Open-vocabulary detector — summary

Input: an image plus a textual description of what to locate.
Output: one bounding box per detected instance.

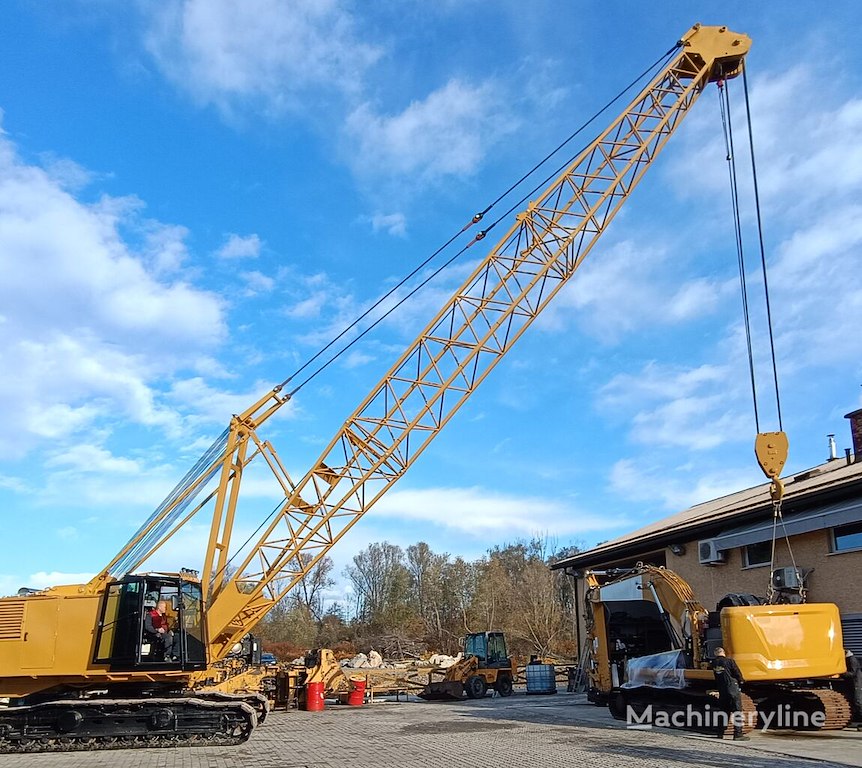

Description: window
[742,541,771,568]
[832,521,862,553]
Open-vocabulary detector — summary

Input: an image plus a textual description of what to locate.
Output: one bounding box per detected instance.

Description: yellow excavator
[1,24,758,752]
[420,632,516,700]
[584,565,854,734]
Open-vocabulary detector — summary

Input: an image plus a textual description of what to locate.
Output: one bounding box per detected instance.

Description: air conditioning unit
[771,566,804,590]
[698,540,726,565]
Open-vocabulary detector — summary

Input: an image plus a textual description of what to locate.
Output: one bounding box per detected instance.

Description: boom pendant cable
[278,46,681,396]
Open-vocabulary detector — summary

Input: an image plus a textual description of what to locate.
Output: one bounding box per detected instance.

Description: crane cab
[93,574,208,671]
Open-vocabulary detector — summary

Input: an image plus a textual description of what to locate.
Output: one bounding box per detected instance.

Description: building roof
[551,455,862,571]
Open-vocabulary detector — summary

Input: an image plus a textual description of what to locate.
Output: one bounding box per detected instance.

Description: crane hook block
[754,431,788,480]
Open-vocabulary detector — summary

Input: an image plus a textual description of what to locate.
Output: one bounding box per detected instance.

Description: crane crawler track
[194,690,270,724]
[0,697,257,753]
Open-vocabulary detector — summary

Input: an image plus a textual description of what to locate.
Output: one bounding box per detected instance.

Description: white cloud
[37,152,103,192]
[668,66,862,221]
[241,270,275,294]
[345,79,515,183]
[599,362,750,452]
[22,572,96,591]
[610,458,759,512]
[538,240,729,343]
[168,377,294,425]
[0,475,28,493]
[215,233,262,259]
[141,4,520,186]
[769,204,862,370]
[142,221,190,274]
[0,119,227,457]
[285,291,330,320]
[342,350,374,369]
[143,0,380,115]
[372,486,628,539]
[46,444,142,475]
[600,363,731,410]
[369,212,407,238]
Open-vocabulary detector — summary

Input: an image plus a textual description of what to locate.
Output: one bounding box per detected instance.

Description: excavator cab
[93,574,207,671]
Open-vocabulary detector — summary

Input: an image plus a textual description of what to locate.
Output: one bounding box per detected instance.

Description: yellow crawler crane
[584,565,854,734]
[1,24,756,751]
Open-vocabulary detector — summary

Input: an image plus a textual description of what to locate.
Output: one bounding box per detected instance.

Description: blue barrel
[525,664,557,694]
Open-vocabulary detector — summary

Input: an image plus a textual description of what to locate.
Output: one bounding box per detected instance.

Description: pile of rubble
[340,650,463,671]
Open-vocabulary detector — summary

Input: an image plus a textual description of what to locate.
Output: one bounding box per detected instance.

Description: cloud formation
[0,123,226,457]
[216,233,262,260]
[346,79,514,183]
[372,485,628,539]
[143,0,380,115]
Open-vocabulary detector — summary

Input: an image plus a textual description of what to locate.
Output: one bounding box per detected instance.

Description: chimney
[828,434,837,460]
[846,409,862,462]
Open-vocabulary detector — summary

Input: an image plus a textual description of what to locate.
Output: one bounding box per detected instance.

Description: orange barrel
[304,681,325,711]
[347,677,366,706]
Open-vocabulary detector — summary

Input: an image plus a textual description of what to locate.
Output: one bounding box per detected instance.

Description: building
[552,409,862,654]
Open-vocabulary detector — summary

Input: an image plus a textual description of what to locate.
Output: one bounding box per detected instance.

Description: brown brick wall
[572,529,862,649]
[669,529,862,613]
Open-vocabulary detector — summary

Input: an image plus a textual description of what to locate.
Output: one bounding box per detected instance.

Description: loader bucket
[418,680,465,701]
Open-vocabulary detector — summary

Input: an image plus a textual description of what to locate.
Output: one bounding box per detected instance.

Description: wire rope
[742,63,783,431]
[279,45,681,396]
[718,75,760,433]
[720,67,797,602]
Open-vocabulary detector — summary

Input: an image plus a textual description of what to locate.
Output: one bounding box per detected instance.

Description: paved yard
[2,692,860,768]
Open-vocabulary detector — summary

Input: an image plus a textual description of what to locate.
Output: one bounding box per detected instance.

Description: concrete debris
[343,653,369,668]
[428,653,462,668]
[341,650,403,669]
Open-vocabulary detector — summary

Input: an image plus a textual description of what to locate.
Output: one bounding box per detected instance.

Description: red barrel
[304,681,325,711]
[347,677,366,706]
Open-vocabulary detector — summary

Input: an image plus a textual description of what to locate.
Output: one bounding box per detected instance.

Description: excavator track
[757,688,852,731]
[611,688,757,735]
[0,697,257,753]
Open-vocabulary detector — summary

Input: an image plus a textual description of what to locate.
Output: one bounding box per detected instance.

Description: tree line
[259,538,581,659]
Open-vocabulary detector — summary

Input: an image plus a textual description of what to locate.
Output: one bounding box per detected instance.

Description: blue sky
[1,1,861,603]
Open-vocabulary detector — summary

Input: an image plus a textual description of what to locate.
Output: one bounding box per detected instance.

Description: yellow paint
[722,603,846,681]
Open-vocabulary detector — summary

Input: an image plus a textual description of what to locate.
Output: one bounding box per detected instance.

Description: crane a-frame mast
[93,24,752,660]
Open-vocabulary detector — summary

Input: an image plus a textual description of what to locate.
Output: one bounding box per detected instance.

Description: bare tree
[344,542,413,632]
[406,542,448,645]
[294,554,335,621]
